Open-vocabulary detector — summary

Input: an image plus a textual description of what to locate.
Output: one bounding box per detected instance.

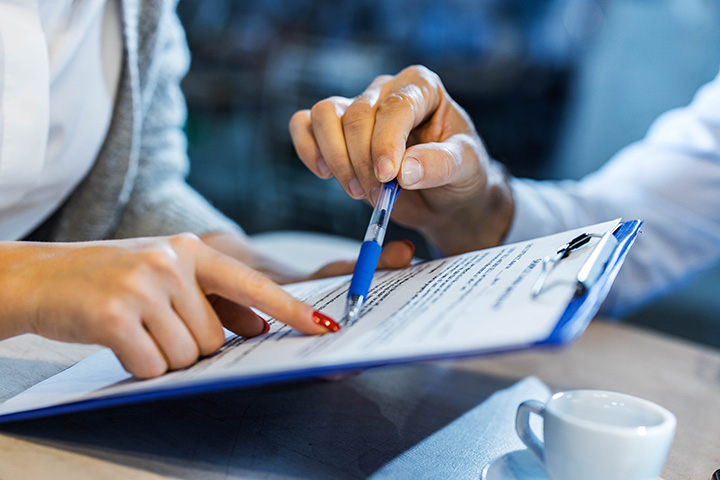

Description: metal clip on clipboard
[532,228,619,297]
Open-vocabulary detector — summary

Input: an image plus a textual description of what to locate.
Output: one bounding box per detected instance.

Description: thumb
[398,133,482,190]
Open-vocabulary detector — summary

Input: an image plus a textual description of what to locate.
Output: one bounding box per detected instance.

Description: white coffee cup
[515,390,676,480]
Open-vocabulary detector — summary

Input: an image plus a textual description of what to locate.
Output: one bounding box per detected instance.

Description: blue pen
[344,180,401,326]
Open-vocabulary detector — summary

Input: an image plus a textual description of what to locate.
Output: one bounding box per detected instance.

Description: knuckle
[134,359,168,379]
[402,64,425,75]
[210,329,226,351]
[373,73,393,85]
[310,97,342,120]
[115,263,159,301]
[169,232,201,250]
[141,247,177,273]
[383,90,413,108]
[403,64,437,83]
[382,84,424,111]
[200,328,225,356]
[341,102,372,133]
[94,297,135,339]
[289,109,309,130]
[378,90,419,119]
[396,65,441,102]
[171,343,200,371]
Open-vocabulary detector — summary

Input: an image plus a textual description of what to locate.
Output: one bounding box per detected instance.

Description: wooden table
[0,320,717,479]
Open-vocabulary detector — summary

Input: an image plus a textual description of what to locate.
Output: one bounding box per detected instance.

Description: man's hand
[289,65,514,255]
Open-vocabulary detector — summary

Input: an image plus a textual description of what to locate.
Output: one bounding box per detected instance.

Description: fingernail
[316,157,331,177]
[260,319,271,335]
[401,157,423,186]
[376,156,395,182]
[348,178,365,199]
[370,186,380,205]
[400,239,416,257]
[312,310,341,332]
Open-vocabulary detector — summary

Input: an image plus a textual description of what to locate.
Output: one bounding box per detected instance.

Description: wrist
[0,243,44,339]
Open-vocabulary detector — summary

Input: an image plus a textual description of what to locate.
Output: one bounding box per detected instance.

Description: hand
[307,239,416,280]
[289,65,514,255]
[0,234,338,378]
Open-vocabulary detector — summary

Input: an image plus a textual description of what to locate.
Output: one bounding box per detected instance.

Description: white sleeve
[504,68,720,315]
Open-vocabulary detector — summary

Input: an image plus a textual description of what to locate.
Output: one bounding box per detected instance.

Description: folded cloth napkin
[370,376,551,479]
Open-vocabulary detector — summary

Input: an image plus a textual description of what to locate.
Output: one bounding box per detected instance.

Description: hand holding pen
[289,65,513,258]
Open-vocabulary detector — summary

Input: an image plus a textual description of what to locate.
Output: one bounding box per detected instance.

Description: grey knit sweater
[31,0,240,242]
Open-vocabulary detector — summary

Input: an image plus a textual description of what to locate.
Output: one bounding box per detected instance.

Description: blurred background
[176,0,720,347]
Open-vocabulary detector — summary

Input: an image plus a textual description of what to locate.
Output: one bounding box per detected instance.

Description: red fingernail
[312,310,341,332]
[260,319,271,335]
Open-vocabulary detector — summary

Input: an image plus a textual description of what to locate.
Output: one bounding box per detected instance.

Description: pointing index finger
[194,243,339,335]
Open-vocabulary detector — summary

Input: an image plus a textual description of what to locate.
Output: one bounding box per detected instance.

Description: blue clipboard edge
[0,220,642,425]
[538,219,642,346]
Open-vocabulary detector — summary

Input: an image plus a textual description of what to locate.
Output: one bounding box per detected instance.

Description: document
[0,219,635,422]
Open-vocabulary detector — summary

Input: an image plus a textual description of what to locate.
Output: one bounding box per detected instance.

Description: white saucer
[481,449,547,480]
[481,449,664,480]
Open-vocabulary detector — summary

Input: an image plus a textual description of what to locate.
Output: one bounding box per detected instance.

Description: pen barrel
[348,241,382,297]
[364,180,400,243]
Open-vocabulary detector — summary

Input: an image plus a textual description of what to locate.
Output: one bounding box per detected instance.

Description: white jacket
[506,69,720,314]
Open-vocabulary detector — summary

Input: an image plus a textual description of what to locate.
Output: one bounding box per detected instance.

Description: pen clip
[575,229,618,295]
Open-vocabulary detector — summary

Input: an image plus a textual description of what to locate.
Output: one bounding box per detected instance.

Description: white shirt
[0,0,122,240]
[505,68,720,315]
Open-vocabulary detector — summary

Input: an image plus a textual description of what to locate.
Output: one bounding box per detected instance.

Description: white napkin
[370,376,551,479]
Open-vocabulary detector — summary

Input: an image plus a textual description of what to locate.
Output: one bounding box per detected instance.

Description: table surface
[0,320,717,480]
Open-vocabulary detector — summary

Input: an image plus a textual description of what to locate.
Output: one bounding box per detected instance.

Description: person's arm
[291,65,720,315]
[0,9,366,379]
[505,68,720,314]
[0,234,338,379]
[110,10,242,242]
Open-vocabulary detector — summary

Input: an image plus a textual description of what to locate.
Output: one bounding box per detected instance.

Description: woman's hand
[289,65,514,255]
[0,234,338,378]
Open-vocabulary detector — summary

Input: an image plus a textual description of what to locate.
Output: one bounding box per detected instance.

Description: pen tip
[344,294,365,327]
[341,308,352,328]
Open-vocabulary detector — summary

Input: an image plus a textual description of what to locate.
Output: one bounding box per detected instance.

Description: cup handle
[515,399,546,463]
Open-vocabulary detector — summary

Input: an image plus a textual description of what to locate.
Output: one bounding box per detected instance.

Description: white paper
[0,219,620,417]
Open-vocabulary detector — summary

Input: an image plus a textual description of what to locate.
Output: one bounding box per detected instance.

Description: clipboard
[0,219,641,424]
